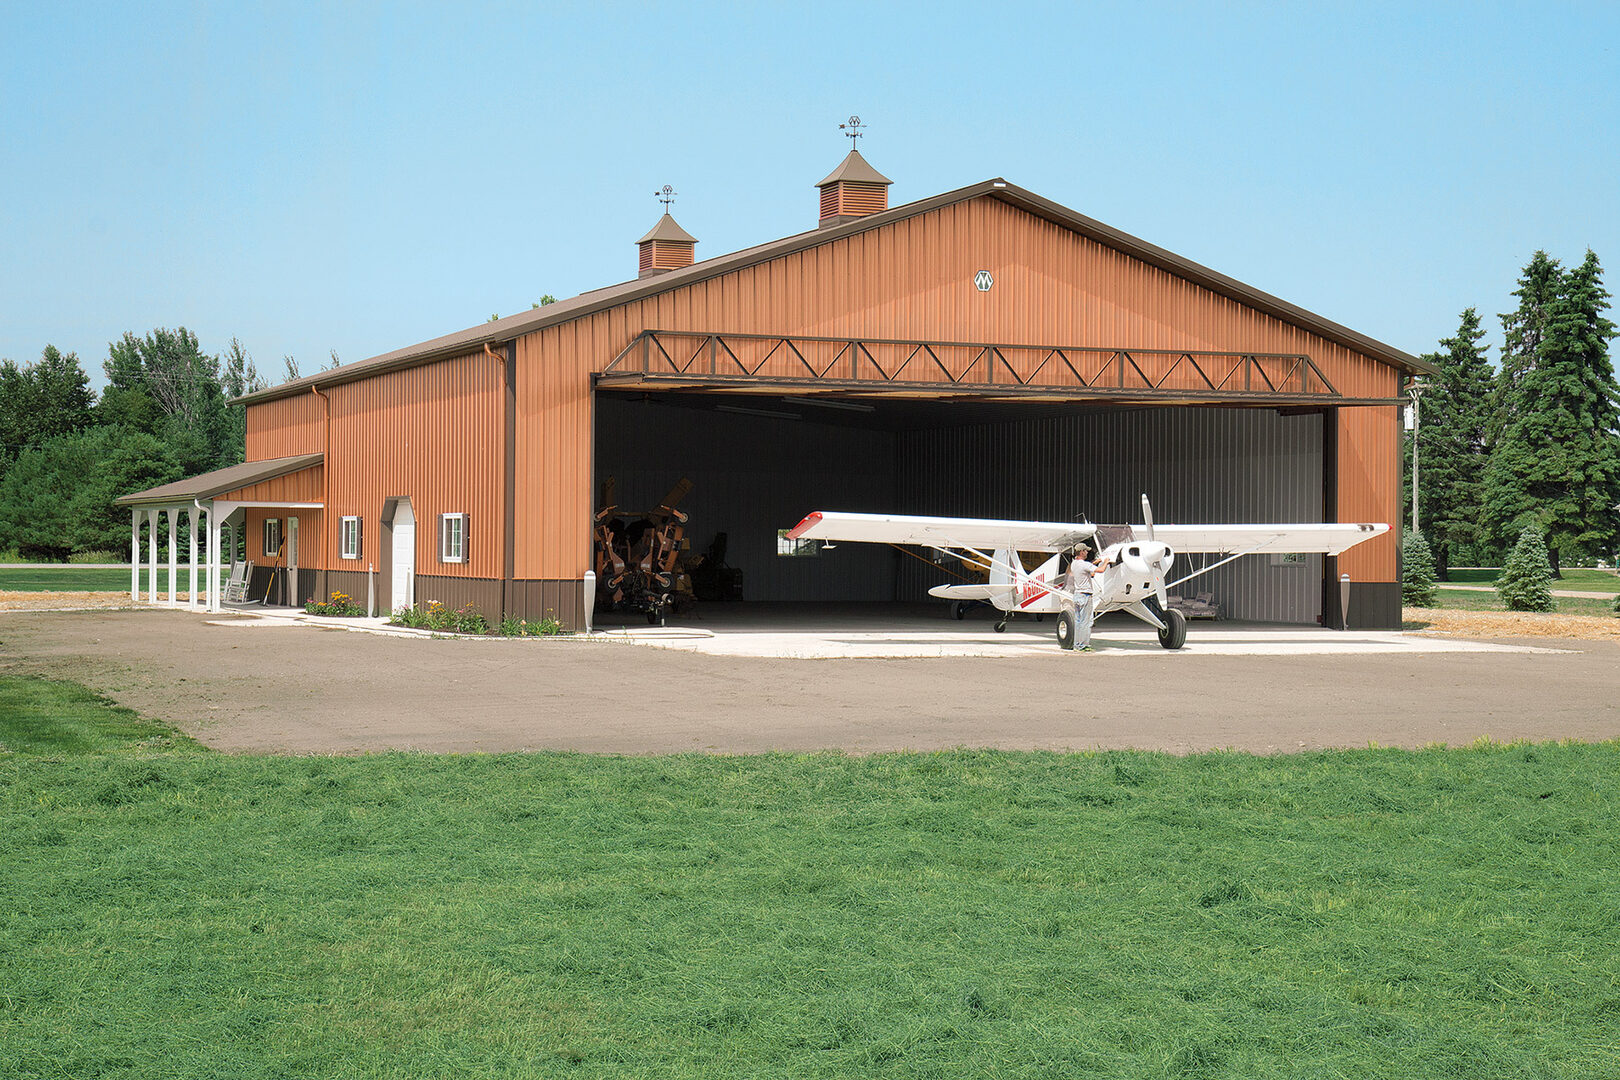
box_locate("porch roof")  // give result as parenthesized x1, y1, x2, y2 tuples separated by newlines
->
(116, 453, 324, 507)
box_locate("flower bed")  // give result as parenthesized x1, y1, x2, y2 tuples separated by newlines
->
(304, 591, 363, 617)
(388, 601, 566, 637)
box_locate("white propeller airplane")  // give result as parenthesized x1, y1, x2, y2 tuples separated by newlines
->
(783, 496, 1388, 651)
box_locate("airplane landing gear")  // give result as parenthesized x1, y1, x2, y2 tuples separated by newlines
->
(1157, 607, 1187, 650)
(952, 600, 969, 620)
(993, 620, 1008, 633)
(1055, 609, 1078, 650)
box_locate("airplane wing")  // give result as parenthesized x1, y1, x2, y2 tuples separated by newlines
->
(1134, 522, 1388, 555)
(785, 511, 1096, 552)
(927, 583, 998, 600)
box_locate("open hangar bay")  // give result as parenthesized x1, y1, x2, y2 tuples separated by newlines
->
(596, 391, 1332, 628)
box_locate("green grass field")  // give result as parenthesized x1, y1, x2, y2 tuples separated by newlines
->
(0, 566, 183, 592)
(3, 675, 1618, 1078)
(1430, 587, 1616, 617)
(1446, 568, 1620, 592)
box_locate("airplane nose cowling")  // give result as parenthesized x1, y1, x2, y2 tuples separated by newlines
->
(1122, 550, 1152, 576)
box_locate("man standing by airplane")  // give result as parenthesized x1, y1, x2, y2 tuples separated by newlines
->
(1067, 542, 1112, 652)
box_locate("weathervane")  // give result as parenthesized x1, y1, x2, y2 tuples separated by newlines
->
(654, 184, 677, 209)
(839, 115, 865, 143)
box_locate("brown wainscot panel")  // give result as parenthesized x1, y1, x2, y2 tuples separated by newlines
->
(415, 575, 504, 619)
(318, 569, 378, 613)
(509, 579, 585, 630)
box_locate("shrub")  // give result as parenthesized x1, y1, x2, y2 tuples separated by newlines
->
(1612, 592, 1619, 617)
(453, 604, 488, 635)
(1401, 530, 1437, 606)
(1496, 527, 1555, 612)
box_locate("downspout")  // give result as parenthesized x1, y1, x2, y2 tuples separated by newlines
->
(483, 342, 515, 618)
(311, 385, 331, 604)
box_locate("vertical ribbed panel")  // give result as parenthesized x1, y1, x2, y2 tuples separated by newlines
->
(245, 393, 323, 459)
(1336, 405, 1400, 583)
(322, 350, 505, 581)
(897, 407, 1326, 623)
(594, 396, 897, 602)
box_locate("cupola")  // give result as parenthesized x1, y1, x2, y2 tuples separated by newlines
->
(636, 185, 698, 277)
(816, 116, 892, 227)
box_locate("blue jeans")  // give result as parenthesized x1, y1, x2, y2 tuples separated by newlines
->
(1074, 592, 1095, 647)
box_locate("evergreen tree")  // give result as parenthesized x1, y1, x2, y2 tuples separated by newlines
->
(1483, 252, 1620, 572)
(1493, 250, 1563, 439)
(1408, 309, 1496, 576)
(1401, 530, 1437, 605)
(1496, 526, 1555, 612)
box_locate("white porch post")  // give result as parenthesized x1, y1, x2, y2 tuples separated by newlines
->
(166, 506, 178, 606)
(207, 509, 222, 612)
(147, 508, 159, 603)
(130, 509, 140, 601)
(187, 508, 198, 608)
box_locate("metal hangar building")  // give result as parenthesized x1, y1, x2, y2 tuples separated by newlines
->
(119, 146, 1428, 630)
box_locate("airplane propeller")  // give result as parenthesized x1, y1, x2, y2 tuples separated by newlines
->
(1141, 493, 1154, 542)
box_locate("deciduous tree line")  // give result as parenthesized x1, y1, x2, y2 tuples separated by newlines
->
(1407, 249, 1619, 578)
(0, 329, 269, 560)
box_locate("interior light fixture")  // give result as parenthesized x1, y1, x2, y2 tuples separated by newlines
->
(783, 397, 877, 413)
(716, 404, 802, 421)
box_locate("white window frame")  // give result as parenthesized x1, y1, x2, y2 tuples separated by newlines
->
(263, 517, 282, 558)
(341, 516, 361, 560)
(440, 513, 466, 564)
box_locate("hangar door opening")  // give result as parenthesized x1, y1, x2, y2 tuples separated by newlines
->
(593, 392, 1326, 624)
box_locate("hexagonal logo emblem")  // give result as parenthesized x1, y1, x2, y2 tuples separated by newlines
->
(973, 270, 993, 292)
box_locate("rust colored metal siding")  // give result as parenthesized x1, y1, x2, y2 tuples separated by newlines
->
(246, 392, 324, 459)
(1336, 405, 1400, 584)
(515, 194, 1405, 583)
(218, 465, 323, 505)
(321, 349, 506, 581)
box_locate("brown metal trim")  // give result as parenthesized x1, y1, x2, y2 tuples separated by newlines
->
(234, 178, 1431, 406)
(502, 342, 517, 607)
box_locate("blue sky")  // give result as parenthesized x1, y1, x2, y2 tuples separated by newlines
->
(3, 1, 1617, 386)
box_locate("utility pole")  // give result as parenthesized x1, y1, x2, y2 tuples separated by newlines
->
(1409, 379, 1424, 533)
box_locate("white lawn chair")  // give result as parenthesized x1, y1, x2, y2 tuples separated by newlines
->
(222, 560, 253, 603)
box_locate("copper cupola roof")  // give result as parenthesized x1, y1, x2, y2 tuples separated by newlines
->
(636, 211, 698, 278)
(816, 149, 893, 228)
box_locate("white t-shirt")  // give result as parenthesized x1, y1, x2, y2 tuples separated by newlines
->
(1069, 558, 1100, 595)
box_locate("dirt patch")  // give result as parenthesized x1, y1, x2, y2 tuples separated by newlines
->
(0, 591, 163, 612)
(2, 608, 1618, 756)
(1406, 607, 1620, 640)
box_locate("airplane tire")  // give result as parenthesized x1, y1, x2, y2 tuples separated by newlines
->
(1056, 609, 1077, 651)
(993, 620, 1007, 633)
(1157, 608, 1187, 650)
(952, 601, 968, 620)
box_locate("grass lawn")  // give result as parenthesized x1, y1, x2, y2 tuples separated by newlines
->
(1432, 587, 1616, 617)
(1446, 568, 1620, 592)
(0, 566, 181, 592)
(3, 676, 1618, 1078)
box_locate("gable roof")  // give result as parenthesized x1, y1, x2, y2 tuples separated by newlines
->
(237, 178, 1430, 406)
(115, 453, 324, 506)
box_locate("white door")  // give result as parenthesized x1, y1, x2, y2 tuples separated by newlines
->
(391, 500, 415, 612)
(287, 516, 299, 604)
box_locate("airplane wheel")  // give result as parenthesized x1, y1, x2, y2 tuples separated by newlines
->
(993, 620, 1007, 633)
(952, 601, 968, 620)
(1056, 609, 1077, 651)
(1157, 608, 1187, 650)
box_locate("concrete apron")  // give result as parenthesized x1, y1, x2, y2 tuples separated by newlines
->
(203, 605, 1569, 659)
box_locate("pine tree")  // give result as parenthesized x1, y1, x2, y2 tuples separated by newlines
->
(1493, 250, 1563, 439)
(1496, 526, 1555, 612)
(1401, 530, 1437, 605)
(1483, 251, 1620, 571)
(1411, 309, 1495, 575)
